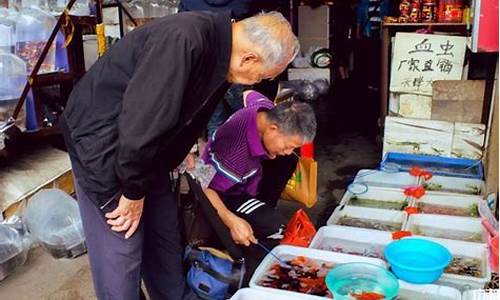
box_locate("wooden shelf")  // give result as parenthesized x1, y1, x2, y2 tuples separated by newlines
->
(383, 22, 468, 27)
(32, 72, 76, 85)
(24, 126, 62, 138)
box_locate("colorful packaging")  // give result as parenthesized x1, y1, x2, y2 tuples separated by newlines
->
(438, 0, 464, 22)
(422, 0, 438, 22)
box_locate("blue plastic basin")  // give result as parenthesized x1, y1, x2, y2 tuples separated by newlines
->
(384, 238, 452, 284)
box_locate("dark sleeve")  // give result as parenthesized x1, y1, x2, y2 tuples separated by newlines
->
(115, 29, 197, 200)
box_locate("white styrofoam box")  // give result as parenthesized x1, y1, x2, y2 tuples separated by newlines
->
(229, 288, 306, 300)
(398, 94, 432, 119)
(383, 117, 454, 158)
(249, 245, 386, 300)
(462, 289, 499, 300)
(451, 123, 486, 160)
(288, 68, 330, 83)
(398, 281, 462, 300)
(327, 205, 407, 232)
(405, 214, 487, 243)
(354, 169, 419, 189)
(407, 237, 491, 291)
(415, 194, 483, 218)
(310, 225, 392, 259)
(340, 185, 409, 210)
(421, 175, 486, 196)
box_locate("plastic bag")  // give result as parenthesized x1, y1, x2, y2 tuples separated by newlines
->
(280, 209, 317, 248)
(281, 157, 318, 208)
(0, 220, 29, 281)
(312, 79, 330, 95)
(280, 80, 320, 102)
(23, 189, 86, 259)
(178, 158, 216, 189)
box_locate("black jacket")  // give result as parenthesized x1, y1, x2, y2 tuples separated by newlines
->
(62, 11, 232, 208)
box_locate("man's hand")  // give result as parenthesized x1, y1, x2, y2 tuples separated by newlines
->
(185, 153, 196, 171)
(105, 195, 144, 239)
(226, 213, 257, 247)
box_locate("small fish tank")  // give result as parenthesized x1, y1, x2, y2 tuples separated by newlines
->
(446, 255, 483, 278)
(328, 206, 405, 232)
(349, 196, 408, 211)
(257, 255, 334, 298)
(421, 175, 486, 196)
(415, 194, 481, 218)
(250, 246, 387, 300)
(310, 226, 393, 260)
(406, 214, 485, 243)
(381, 152, 483, 179)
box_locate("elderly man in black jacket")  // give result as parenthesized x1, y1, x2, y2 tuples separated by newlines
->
(61, 11, 298, 300)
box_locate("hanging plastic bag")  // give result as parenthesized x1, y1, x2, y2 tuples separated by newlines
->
(281, 157, 318, 208)
(23, 189, 86, 259)
(281, 209, 317, 248)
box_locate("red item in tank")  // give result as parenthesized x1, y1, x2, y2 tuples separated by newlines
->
(392, 230, 413, 240)
(422, 171, 433, 180)
(404, 186, 426, 199)
(404, 206, 420, 215)
(351, 292, 385, 300)
(409, 166, 424, 176)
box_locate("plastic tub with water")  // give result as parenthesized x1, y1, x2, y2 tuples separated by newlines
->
(353, 169, 418, 189)
(340, 186, 410, 211)
(310, 225, 392, 259)
(405, 214, 487, 243)
(415, 194, 483, 218)
(420, 175, 486, 196)
(327, 206, 407, 232)
(249, 245, 386, 300)
(384, 239, 452, 284)
(398, 281, 462, 299)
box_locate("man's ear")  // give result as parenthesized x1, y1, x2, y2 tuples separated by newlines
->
(268, 123, 279, 132)
(240, 52, 260, 67)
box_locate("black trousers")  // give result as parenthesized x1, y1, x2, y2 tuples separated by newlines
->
(73, 170, 197, 300)
(257, 154, 299, 207)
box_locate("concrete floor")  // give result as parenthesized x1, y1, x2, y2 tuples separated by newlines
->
(0, 78, 383, 299)
(0, 247, 94, 300)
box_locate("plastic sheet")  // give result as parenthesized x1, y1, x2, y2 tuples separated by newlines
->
(178, 158, 216, 190)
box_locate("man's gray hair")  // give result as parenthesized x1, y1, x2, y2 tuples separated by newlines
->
(265, 101, 317, 142)
(239, 11, 300, 68)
